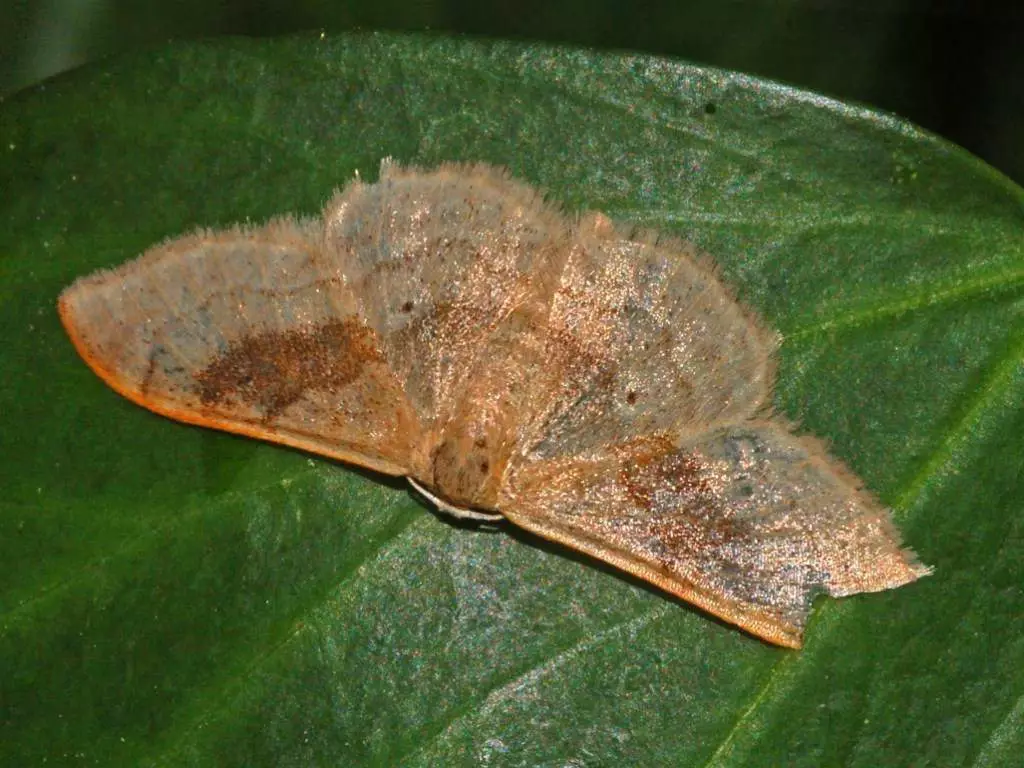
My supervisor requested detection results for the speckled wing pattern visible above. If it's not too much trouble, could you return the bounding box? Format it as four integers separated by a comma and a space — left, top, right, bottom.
501, 425, 926, 648
491, 206, 926, 647
318, 163, 570, 485
58, 217, 422, 476
514, 209, 776, 462
59, 161, 929, 648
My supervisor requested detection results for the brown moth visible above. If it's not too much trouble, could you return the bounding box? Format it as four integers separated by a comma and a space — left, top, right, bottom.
58, 161, 929, 648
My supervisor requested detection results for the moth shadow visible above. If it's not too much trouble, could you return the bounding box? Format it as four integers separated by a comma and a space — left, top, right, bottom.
338, 459, 409, 494
323, 460, 778, 647
502, 523, 785, 648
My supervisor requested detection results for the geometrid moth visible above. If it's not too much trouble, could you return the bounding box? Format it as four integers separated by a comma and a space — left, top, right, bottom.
59, 161, 929, 647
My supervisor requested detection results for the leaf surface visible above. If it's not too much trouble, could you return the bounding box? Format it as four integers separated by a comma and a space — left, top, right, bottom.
1, 32, 1022, 767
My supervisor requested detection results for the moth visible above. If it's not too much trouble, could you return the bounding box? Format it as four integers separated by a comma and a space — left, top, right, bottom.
59, 161, 929, 647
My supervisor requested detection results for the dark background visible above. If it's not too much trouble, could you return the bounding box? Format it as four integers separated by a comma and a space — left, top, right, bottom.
2, 0, 1023, 186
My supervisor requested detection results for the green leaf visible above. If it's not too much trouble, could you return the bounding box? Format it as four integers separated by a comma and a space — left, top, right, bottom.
2, 32, 1022, 767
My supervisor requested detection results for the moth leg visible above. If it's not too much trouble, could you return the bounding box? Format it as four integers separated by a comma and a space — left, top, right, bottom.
407, 477, 505, 522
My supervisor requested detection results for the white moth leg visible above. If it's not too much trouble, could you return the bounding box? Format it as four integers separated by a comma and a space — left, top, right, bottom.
407, 477, 505, 522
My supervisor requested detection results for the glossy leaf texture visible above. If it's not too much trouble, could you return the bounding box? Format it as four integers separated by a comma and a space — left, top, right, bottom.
1, 32, 1022, 767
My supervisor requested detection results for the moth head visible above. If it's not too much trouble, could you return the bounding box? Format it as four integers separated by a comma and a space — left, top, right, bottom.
431, 427, 505, 513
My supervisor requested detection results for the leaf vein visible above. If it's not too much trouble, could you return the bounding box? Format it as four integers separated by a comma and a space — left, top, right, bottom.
397, 605, 669, 766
